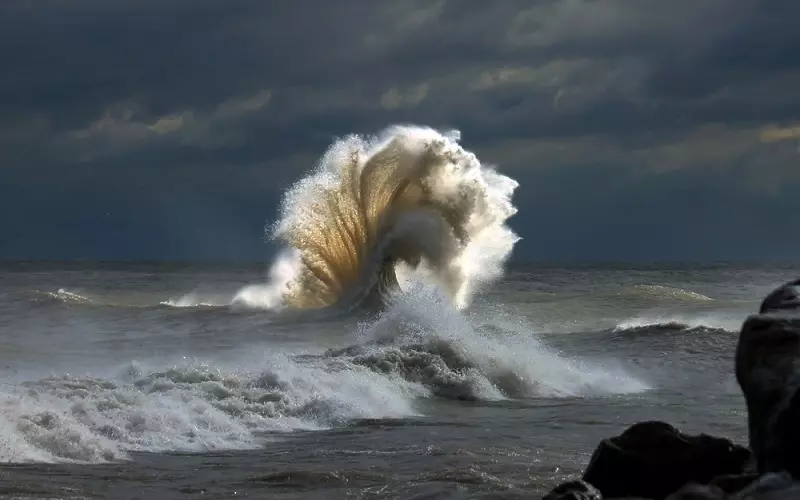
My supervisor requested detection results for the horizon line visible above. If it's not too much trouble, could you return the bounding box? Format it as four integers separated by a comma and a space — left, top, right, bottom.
1, 258, 799, 267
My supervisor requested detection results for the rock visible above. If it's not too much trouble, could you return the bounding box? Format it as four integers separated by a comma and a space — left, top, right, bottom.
709, 473, 759, 494
740, 484, 800, 499
542, 479, 602, 500
581, 421, 751, 499
733, 471, 796, 499
665, 483, 727, 499
743, 488, 800, 500
736, 281, 800, 477
758, 279, 800, 314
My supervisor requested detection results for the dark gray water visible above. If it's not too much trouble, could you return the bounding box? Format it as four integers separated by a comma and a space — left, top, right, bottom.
0, 261, 796, 499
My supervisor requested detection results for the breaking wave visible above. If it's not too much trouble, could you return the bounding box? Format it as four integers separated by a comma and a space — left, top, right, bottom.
612, 317, 739, 334
30, 288, 94, 306
234, 125, 519, 312
0, 283, 648, 464
628, 285, 714, 302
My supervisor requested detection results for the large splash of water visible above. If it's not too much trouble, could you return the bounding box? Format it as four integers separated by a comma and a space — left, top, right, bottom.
234, 125, 519, 311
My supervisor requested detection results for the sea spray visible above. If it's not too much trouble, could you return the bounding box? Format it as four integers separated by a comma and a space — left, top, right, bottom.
346, 280, 650, 399
233, 125, 519, 311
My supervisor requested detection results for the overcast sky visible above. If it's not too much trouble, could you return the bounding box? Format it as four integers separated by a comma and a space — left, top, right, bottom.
1, 0, 799, 261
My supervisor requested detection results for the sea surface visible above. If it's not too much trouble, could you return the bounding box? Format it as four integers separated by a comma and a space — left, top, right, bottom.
0, 261, 796, 499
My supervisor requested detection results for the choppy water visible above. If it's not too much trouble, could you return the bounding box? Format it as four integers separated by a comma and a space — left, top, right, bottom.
1, 261, 796, 499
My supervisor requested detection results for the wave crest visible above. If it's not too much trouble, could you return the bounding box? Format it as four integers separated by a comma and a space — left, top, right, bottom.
32, 288, 94, 306
613, 317, 738, 334
630, 285, 714, 302
234, 125, 519, 311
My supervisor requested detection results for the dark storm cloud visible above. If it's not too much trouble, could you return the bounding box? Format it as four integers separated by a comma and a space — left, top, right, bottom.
1, 0, 799, 260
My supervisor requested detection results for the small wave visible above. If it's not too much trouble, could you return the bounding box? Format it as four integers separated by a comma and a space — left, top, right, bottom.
51, 288, 93, 303
613, 317, 739, 334
629, 285, 714, 302
633, 285, 714, 301
159, 293, 227, 308
27, 288, 132, 309
420, 466, 507, 488
27, 289, 228, 310
252, 469, 387, 488
32, 288, 94, 306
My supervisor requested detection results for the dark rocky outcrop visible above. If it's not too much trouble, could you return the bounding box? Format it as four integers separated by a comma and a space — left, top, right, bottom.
736, 279, 800, 477
542, 279, 800, 500
580, 421, 750, 499
664, 483, 726, 500
758, 279, 800, 314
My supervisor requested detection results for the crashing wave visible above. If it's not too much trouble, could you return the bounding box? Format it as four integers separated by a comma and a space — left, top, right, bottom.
234, 125, 519, 312
0, 286, 650, 464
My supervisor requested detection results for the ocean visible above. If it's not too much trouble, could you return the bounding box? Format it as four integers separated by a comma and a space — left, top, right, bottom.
1, 261, 796, 499
0, 126, 793, 499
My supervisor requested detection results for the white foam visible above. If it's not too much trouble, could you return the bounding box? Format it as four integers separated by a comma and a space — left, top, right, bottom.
0, 278, 654, 464
44, 288, 93, 304
633, 284, 714, 301
614, 314, 743, 333
231, 248, 303, 310
160, 292, 223, 308
0, 353, 425, 464
357, 279, 650, 399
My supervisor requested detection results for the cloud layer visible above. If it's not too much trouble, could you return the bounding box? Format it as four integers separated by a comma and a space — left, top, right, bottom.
1, 0, 799, 260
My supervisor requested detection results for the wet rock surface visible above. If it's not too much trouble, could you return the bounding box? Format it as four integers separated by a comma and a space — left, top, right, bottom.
736, 278, 800, 478
541, 479, 602, 500
736, 314, 800, 477
542, 279, 800, 500
581, 421, 750, 499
